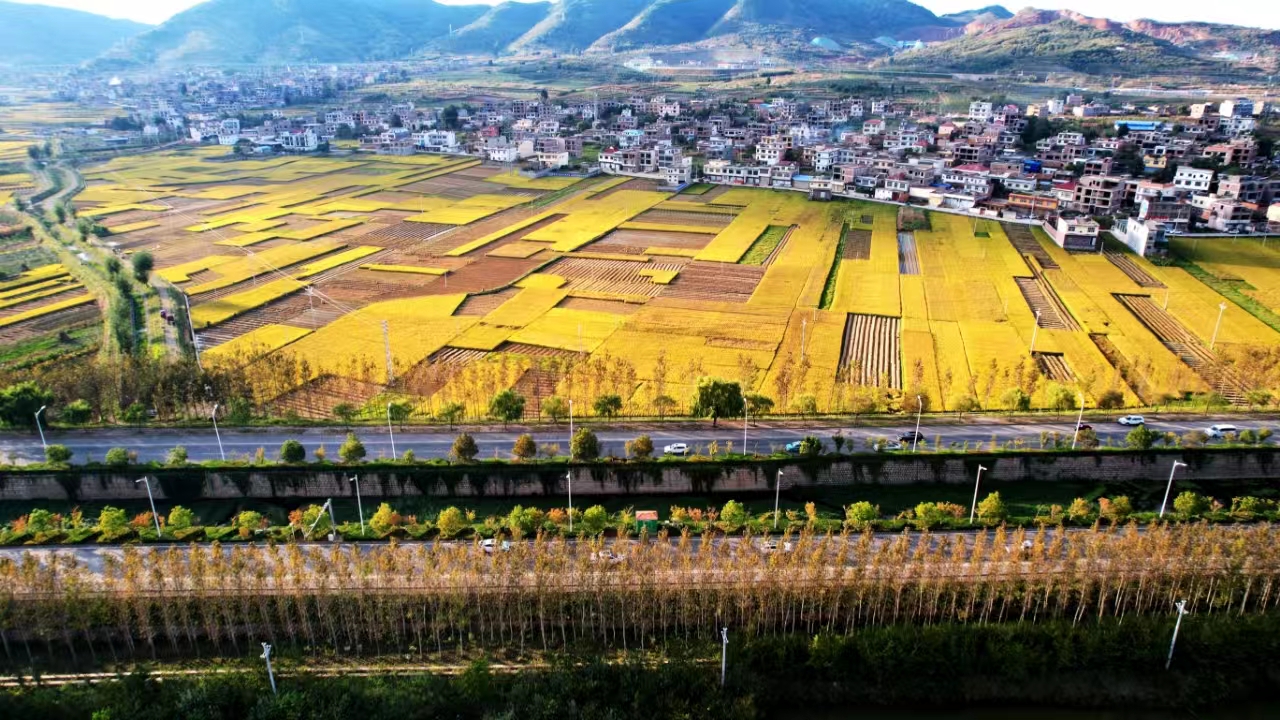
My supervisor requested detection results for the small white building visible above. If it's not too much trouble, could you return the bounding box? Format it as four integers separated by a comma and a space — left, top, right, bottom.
1173, 166, 1214, 193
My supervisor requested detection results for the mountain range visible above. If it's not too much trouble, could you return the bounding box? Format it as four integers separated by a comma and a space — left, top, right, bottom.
0, 0, 1276, 75
0, 0, 149, 66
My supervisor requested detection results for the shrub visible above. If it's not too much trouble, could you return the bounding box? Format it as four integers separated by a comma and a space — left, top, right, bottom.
976, 492, 1008, 522
489, 389, 526, 427
44, 444, 72, 464
104, 447, 130, 467
593, 394, 622, 419
1067, 497, 1094, 522
571, 428, 600, 461
845, 501, 879, 529
913, 502, 948, 529
401, 449, 415, 463
338, 433, 366, 463
1074, 427, 1099, 450
797, 435, 823, 456
96, 506, 128, 535
297, 504, 332, 536
27, 509, 55, 534
512, 434, 537, 460
1000, 387, 1031, 412
166, 446, 188, 466
541, 396, 568, 423
580, 505, 608, 535
436, 507, 467, 538
235, 511, 265, 532
1173, 491, 1209, 519
1099, 496, 1133, 522
1182, 430, 1209, 448
1125, 425, 1157, 450
279, 439, 306, 463
1230, 496, 1268, 520
719, 500, 748, 532
627, 434, 654, 459
59, 399, 92, 425
504, 505, 544, 537
452, 433, 479, 462
369, 503, 402, 536
167, 506, 196, 530
130, 251, 154, 282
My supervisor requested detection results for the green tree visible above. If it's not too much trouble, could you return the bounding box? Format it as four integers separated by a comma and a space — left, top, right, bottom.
1125, 425, 1158, 450
719, 500, 748, 532
690, 377, 744, 427
369, 503, 401, 535
489, 389, 526, 427
950, 394, 980, 418
593, 394, 623, 419
1067, 497, 1094, 522
165, 446, 188, 466
541, 396, 569, 423
332, 403, 358, 424
167, 506, 196, 530
745, 393, 774, 415
438, 401, 465, 429
512, 433, 537, 460
1100, 496, 1133, 522
580, 505, 609, 535
845, 501, 879, 529
96, 506, 128, 535
130, 252, 154, 283
279, 439, 306, 463
0, 382, 54, 428
338, 433, 366, 463
627, 434, 654, 459
452, 433, 479, 461
1045, 383, 1077, 415
120, 402, 148, 426
1173, 491, 1209, 519
387, 400, 413, 426
1096, 389, 1125, 410
59, 399, 92, 425
104, 447, 130, 467
798, 435, 823, 456
976, 492, 1008, 522
571, 428, 600, 460
1000, 387, 1031, 412
44, 444, 72, 464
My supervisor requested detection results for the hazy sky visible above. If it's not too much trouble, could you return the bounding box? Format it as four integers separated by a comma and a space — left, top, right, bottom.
10, 0, 1280, 30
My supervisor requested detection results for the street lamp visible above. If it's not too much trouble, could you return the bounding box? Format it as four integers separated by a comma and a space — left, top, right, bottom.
1166, 600, 1189, 670
969, 465, 988, 524
212, 403, 225, 461
1071, 392, 1086, 450
386, 402, 397, 458
1160, 460, 1188, 518
1029, 309, 1042, 354
1210, 302, 1227, 350
349, 475, 364, 534
566, 470, 573, 532
135, 477, 162, 536
720, 627, 729, 687
773, 470, 783, 529
912, 395, 923, 453
261, 642, 277, 695
34, 405, 47, 452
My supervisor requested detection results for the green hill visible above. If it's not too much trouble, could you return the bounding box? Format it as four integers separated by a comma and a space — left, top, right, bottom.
435, 2, 553, 56
0, 0, 149, 66
593, 0, 737, 51
509, 0, 656, 53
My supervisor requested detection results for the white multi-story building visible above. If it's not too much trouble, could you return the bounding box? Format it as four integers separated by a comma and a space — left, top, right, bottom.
1173, 166, 1214, 193
968, 101, 993, 123
279, 128, 319, 152
414, 130, 460, 153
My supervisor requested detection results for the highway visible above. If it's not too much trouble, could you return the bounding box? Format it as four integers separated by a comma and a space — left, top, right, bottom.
0, 415, 1263, 464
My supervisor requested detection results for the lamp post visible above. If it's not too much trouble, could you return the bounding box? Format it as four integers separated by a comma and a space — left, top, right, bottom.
1166, 600, 1189, 670
1160, 460, 1188, 518
136, 477, 162, 536
566, 470, 573, 532
912, 395, 923, 453
743, 403, 748, 455
1071, 392, 1086, 450
1029, 310, 1042, 354
34, 405, 47, 452
720, 627, 729, 687
261, 642, 277, 695
969, 465, 988, 524
212, 403, 225, 461
568, 399, 574, 454
774, 470, 783, 529
386, 402, 397, 458
1210, 302, 1227, 350
349, 475, 364, 534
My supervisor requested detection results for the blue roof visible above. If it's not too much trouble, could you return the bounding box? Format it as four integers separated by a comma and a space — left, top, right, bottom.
794, 174, 814, 181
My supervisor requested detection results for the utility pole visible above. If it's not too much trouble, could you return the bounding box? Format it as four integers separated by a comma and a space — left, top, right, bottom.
382, 320, 394, 384
386, 402, 397, 458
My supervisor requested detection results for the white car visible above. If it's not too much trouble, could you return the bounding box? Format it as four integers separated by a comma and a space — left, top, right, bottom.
481, 538, 511, 554
1207, 424, 1239, 440
1117, 415, 1146, 426
663, 442, 690, 456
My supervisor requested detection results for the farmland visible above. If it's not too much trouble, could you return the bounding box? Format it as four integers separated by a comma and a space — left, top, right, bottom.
17, 145, 1280, 422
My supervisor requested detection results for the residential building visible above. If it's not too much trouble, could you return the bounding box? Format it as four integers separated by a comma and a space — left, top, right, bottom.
969, 101, 994, 123
1071, 175, 1124, 215
1114, 218, 1168, 256
1044, 215, 1101, 251
1204, 200, 1254, 233
1173, 166, 1214, 193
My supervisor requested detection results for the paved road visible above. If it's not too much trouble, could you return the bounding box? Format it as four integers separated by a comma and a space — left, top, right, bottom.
0, 415, 1260, 464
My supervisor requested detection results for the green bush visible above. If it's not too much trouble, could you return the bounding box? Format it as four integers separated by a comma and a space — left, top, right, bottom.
44, 444, 72, 464
167, 506, 196, 530
103, 447, 129, 467
165, 445, 188, 466
719, 500, 748, 532
279, 439, 306, 463
571, 428, 600, 461
338, 433, 366, 463
436, 507, 468, 538
845, 501, 879, 529
976, 492, 1008, 522
452, 433, 479, 461
580, 505, 608, 535
1173, 491, 1209, 519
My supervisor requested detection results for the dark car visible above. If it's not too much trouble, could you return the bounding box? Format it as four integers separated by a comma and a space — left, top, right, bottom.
899, 431, 925, 445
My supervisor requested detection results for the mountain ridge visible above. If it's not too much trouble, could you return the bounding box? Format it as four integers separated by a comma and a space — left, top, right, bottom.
0, 0, 150, 66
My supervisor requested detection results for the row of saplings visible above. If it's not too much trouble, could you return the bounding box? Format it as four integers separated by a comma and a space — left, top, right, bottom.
2, 491, 1277, 547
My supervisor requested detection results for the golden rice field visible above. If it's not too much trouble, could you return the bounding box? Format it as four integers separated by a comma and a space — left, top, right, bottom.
53, 146, 1280, 416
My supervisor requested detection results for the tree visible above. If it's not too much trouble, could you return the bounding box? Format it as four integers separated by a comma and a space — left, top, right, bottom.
369, 503, 402, 535
0, 382, 54, 428
593, 394, 623, 419
1045, 383, 1077, 415
580, 505, 608, 535
332, 403, 358, 424
976, 492, 1008, 522
950, 394, 980, 418
59, 399, 92, 425
279, 439, 306, 463
1067, 497, 1094, 522
745, 393, 774, 416
1125, 425, 1158, 450
793, 394, 819, 416
436, 507, 468, 538
1245, 390, 1272, 410
626, 434, 654, 459
120, 402, 148, 426
1075, 427, 1099, 450
653, 395, 677, 419
130, 252, 154, 283
488, 389, 526, 427
165, 446, 188, 466
542, 396, 569, 423
438, 401, 465, 429
167, 506, 196, 530
1173, 491, 1209, 519
388, 401, 413, 426
338, 433, 366, 463
512, 434, 537, 460
719, 500, 748, 532
690, 377, 744, 427
104, 256, 122, 276
1000, 387, 1031, 412
1096, 389, 1125, 410
798, 435, 823, 456
845, 501, 879, 529
452, 433, 479, 462
1099, 496, 1133, 522
571, 428, 600, 461
104, 447, 130, 467
96, 507, 128, 535
44, 444, 72, 464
